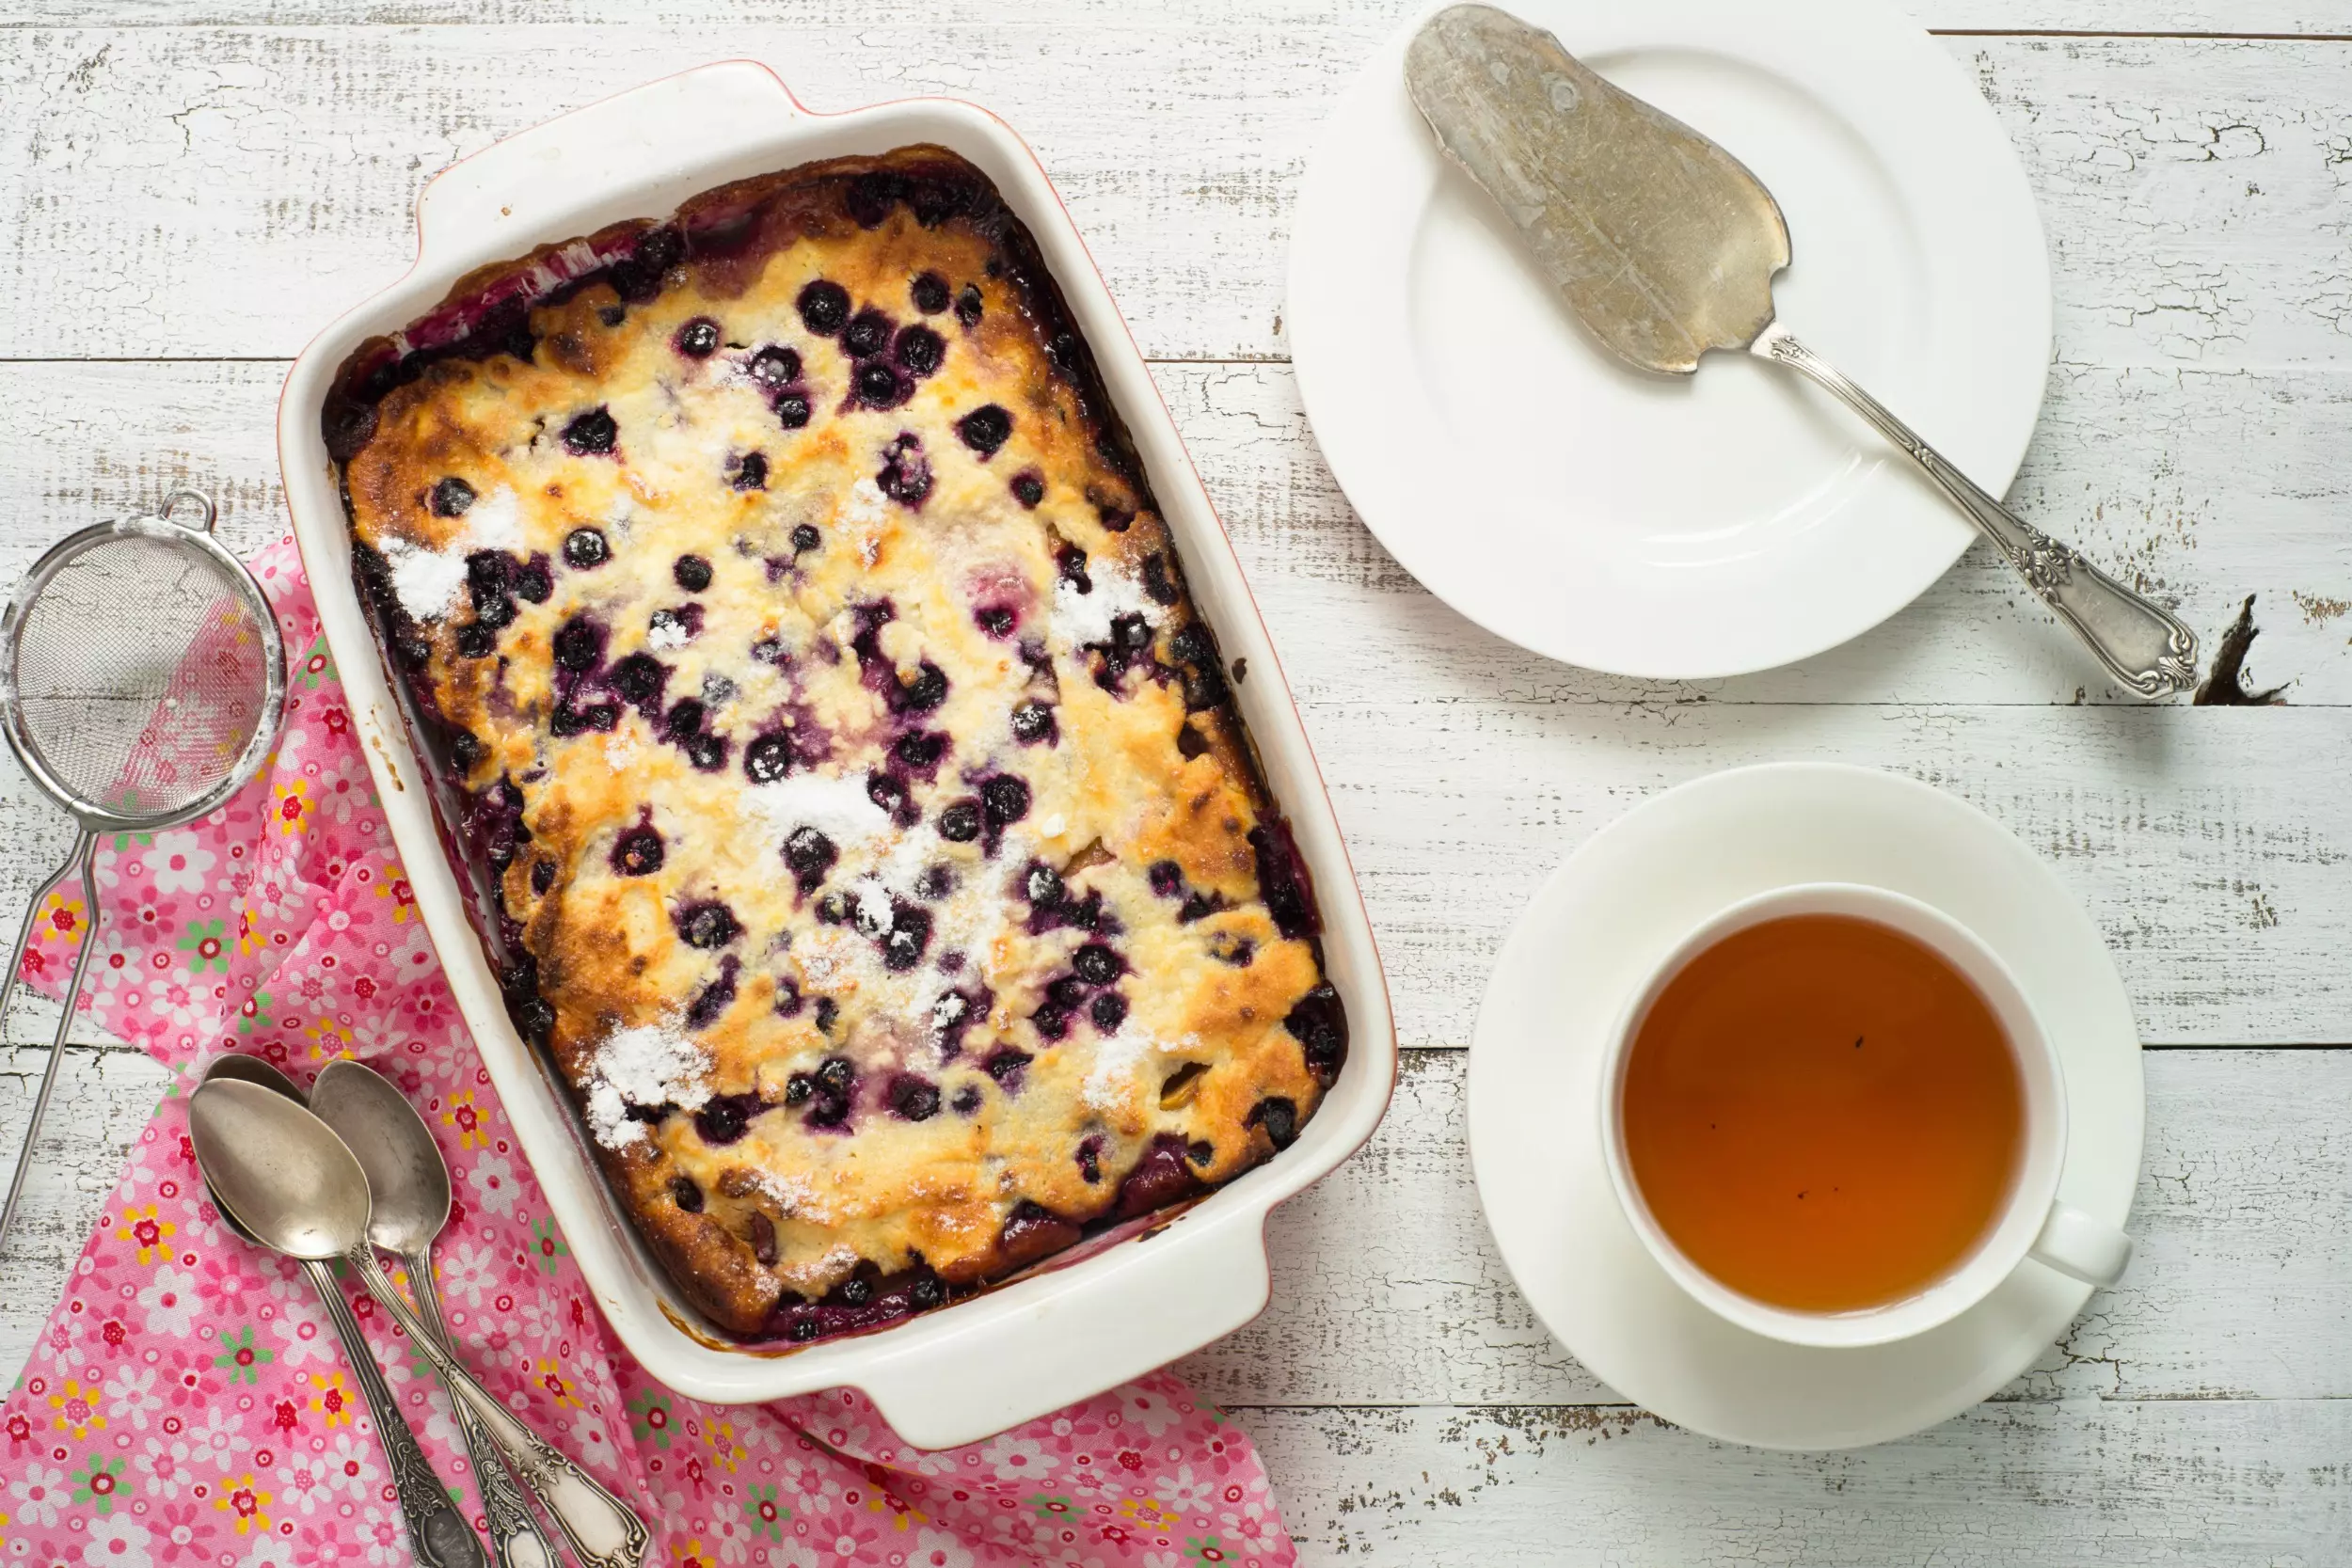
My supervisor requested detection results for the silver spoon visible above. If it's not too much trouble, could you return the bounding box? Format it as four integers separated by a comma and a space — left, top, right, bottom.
310, 1059, 563, 1568
195, 1055, 486, 1568
188, 1077, 651, 1568
1405, 4, 2201, 697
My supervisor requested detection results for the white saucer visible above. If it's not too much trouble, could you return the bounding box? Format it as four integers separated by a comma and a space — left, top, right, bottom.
1287, 0, 2052, 679
1466, 764, 2144, 1450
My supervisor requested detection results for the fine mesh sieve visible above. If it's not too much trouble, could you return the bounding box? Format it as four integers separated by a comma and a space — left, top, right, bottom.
0, 492, 285, 1252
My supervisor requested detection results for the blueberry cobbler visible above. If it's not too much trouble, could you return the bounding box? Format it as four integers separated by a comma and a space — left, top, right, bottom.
322, 148, 1346, 1342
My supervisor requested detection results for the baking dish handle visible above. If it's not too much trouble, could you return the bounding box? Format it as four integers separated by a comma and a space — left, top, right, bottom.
416, 61, 805, 255
850, 1206, 1276, 1451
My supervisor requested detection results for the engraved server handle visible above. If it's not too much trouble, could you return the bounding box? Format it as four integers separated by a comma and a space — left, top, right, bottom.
302, 1260, 487, 1568
347, 1247, 652, 1568
402, 1248, 562, 1568
1753, 322, 2200, 698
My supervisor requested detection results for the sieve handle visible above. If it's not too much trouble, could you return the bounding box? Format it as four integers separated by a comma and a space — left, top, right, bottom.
154, 491, 218, 535
0, 829, 100, 1256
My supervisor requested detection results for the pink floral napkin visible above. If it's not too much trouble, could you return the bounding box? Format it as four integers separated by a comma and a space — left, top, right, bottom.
0, 535, 1294, 1568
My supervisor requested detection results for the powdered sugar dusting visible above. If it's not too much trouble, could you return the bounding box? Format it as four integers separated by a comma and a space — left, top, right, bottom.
378, 485, 528, 621
1052, 561, 1157, 653
582, 1020, 712, 1149
746, 770, 891, 849
1084, 1028, 1184, 1113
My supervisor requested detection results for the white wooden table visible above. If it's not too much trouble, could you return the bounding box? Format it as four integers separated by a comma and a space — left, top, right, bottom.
4, 2, 2349, 1560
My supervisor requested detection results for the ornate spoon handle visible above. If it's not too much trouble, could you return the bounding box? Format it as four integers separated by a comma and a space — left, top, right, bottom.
401, 1247, 563, 1568
346, 1247, 651, 1568
1753, 322, 2200, 698
301, 1260, 487, 1568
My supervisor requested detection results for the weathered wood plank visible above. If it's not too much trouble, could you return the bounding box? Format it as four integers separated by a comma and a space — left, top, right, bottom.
6, 2, 2349, 40
1180, 1048, 2352, 1406
1, 360, 2348, 1049
3, 33, 2351, 369
1244, 1399, 2352, 1564
1, 1042, 2344, 1416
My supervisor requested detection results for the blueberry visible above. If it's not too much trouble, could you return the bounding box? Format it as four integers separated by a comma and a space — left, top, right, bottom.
597, 305, 626, 327
611, 652, 664, 706
552, 617, 604, 673
1056, 545, 1090, 593
1090, 991, 1128, 1033
955, 283, 983, 326
674, 554, 713, 592
454, 623, 498, 658
882, 907, 932, 971
837, 1276, 873, 1307
471, 594, 516, 633
911, 272, 950, 314
894, 662, 948, 712
451, 732, 484, 772
843, 309, 893, 359
910, 1274, 946, 1308
562, 406, 618, 455
563, 528, 609, 569
797, 280, 850, 335
984, 1048, 1030, 1085
1140, 553, 1180, 606
817, 1056, 854, 1095
893, 730, 945, 770
1047, 976, 1089, 1009
512, 558, 553, 603
974, 605, 1017, 638
465, 549, 512, 604
814, 997, 839, 1035
980, 774, 1031, 826
1169, 624, 1214, 667
1009, 703, 1057, 745
1148, 861, 1184, 896
686, 958, 739, 1028
693, 1091, 758, 1144
1282, 981, 1348, 1085
854, 361, 909, 408
1187, 1140, 1216, 1167
430, 476, 476, 517
784, 1074, 813, 1105
744, 733, 794, 784
889, 1075, 941, 1121
1250, 1097, 1299, 1150
1077, 1137, 1103, 1184
612, 824, 664, 877
936, 800, 982, 843
1072, 943, 1122, 985
674, 318, 722, 358
670, 1177, 704, 1212
1024, 863, 1064, 906
531, 860, 555, 895
1010, 470, 1045, 509
895, 325, 945, 376
877, 433, 932, 507
791, 524, 821, 554
787, 1318, 821, 1343
1032, 1003, 1070, 1041
785, 827, 836, 893
648, 606, 699, 647
956, 404, 1012, 456
748, 344, 801, 388
916, 863, 955, 900
731, 452, 768, 492
685, 732, 728, 771
774, 392, 812, 430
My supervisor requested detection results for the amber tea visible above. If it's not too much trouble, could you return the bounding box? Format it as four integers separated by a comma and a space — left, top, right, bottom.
1618, 912, 2026, 1314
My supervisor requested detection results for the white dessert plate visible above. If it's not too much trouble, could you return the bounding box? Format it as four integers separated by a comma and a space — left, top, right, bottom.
1467, 763, 2143, 1449
1288, 0, 2052, 680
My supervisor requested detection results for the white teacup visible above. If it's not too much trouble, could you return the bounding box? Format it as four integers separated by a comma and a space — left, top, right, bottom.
1597, 882, 2132, 1349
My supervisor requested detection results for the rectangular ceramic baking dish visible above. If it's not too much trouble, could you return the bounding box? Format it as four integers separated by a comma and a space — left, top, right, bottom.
278, 60, 1395, 1449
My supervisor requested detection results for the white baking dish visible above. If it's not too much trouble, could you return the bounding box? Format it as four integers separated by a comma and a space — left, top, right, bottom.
277, 60, 1395, 1449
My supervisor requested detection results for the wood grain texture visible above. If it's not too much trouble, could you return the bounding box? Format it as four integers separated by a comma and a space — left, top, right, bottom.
1249, 1400, 2352, 1564
2, 31, 2349, 369
2, 360, 2345, 1051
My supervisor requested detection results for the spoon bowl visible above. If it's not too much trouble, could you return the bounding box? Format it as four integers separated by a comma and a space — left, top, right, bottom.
188, 1078, 371, 1260
311, 1059, 451, 1256
196, 1055, 306, 1244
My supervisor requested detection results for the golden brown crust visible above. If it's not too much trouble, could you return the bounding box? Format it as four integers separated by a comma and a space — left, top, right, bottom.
331, 148, 1342, 1340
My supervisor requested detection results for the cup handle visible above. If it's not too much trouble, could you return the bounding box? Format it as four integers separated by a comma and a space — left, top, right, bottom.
2028, 1200, 2134, 1286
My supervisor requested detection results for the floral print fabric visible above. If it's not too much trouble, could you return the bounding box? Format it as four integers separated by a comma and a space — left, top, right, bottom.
0, 536, 1295, 1568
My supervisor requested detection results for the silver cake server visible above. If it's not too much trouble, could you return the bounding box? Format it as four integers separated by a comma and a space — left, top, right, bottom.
1404, 4, 2200, 697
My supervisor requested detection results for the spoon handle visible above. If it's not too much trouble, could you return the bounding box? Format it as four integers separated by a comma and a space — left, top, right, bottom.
348, 1246, 651, 1568
1752, 323, 2201, 699
401, 1247, 564, 1568
301, 1259, 487, 1568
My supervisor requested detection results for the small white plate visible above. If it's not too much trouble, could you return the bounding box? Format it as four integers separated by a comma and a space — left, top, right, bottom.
1467, 764, 2143, 1450
1288, 0, 2052, 679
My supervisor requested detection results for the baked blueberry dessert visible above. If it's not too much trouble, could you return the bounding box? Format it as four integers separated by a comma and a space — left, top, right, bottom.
323, 148, 1346, 1341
